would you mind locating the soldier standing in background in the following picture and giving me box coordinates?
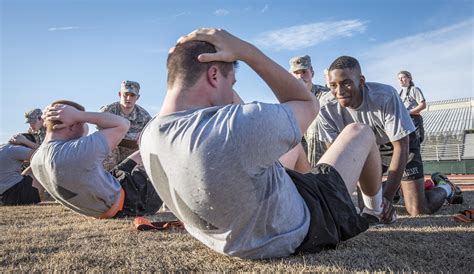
[289,55,329,167]
[100,80,152,171]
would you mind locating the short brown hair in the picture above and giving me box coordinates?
[329,56,361,74]
[45,100,85,131]
[167,41,237,89]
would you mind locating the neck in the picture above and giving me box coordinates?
[44,130,75,143]
[120,105,134,115]
[160,82,215,116]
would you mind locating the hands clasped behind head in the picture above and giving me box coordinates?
[175,28,246,64]
[43,104,79,130]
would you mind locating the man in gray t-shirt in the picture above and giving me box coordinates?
[31,100,161,218]
[0,133,41,205]
[318,56,462,217]
[140,29,395,259]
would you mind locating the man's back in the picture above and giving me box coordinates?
[0,144,32,194]
[141,102,310,259]
[31,132,122,217]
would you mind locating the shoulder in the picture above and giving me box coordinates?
[319,91,337,110]
[312,84,330,92]
[134,104,151,116]
[365,82,399,103]
[100,102,120,113]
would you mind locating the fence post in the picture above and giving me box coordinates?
[435,145,439,161]
[457,144,461,161]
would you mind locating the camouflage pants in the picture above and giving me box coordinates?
[304,121,326,168]
[103,146,138,171]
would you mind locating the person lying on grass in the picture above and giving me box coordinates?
[31,100,162,218]
[139,28,396,259]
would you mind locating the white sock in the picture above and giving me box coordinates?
[361,186,383,215]
[435,184,453,198]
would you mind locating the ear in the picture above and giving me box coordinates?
[359,74,366,85]
[118,91,122,98]
[136,94,140,100]
[206,65,219,88]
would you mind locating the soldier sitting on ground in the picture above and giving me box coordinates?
[31,100,162,218]
[1,133,42,205]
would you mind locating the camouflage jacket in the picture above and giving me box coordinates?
[33,126,46,145]
[99,102,152,140]
[311,84,330,100]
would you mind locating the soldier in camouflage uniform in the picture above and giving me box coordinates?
[289,55,329,168]
[24,108,46,146]
[100,80,152,171]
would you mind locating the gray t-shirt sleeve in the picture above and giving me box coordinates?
[317,108,339,144]
[412,87,426,103]
[230,102,302,174]
[384,91,415,142]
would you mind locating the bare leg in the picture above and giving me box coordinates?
[402,178,446,216]
[318,123,381,195]
[279,143,311,173]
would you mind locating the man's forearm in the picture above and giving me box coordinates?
[80,112,129,130]
[383,139,409,200]
[242,44,315,105]
[409,101,426,115]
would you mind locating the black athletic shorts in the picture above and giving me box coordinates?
[1,175,40,206]
[379,131,424,181]
[287,164,369,254]
[110,158,163,217]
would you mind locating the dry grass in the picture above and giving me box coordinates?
[1,191,472,272]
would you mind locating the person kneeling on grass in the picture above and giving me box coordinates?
[31,100,162,218]
[139,28,396,259]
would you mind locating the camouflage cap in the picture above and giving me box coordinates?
[289,55,312,72]
[120,80,140,95]
[24,108,43,123]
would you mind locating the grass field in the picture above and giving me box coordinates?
[1,191,472,272]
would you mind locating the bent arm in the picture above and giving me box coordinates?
[409,101,426,115]
[383,136,409,200]
[9,134,39,149]
[178,28,318,134]
[44,104,130,151]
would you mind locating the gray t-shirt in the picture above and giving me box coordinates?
[318,82,415,145]
[140,102,310,259]
[0,144,32,194]
[31,132,122,217]
[399,86,426,111]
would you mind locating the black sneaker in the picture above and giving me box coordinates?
[431,172,464,204]
[361,209,397,227]
[361,212,383,227]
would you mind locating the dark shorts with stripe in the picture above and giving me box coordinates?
[110,159,163,217]
[1,175,40,206]
[379,131,424,181]
[287,164,369,254]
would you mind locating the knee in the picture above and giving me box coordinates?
[345,123,375,143]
